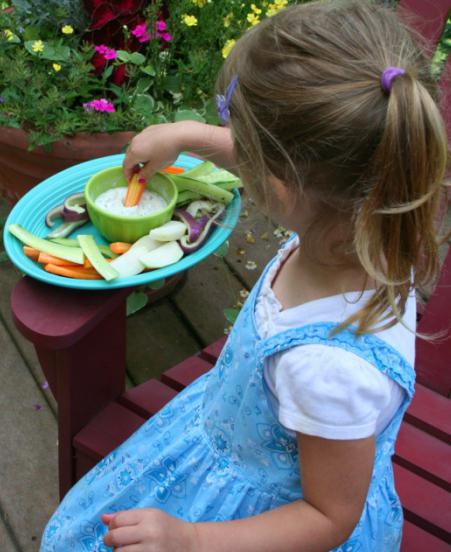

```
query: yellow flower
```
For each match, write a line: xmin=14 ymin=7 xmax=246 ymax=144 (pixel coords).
xmin=251 ymin=4 xmax=262 ymax=14
xmin=192 ymin=0 xmax=208 ymax=6
xmin=32 ymin=40 xmax=44 ymax=53
xmin=182 ymin=14 xmax=198 ymax=27
xmin=4 ymin=29 xmax=14 ymax=41
xmin=266 ymin=0 xmax=288 ymax=17
xmin=222 ymin=39 xmax=236 ymax=59
xmin=53 ymin=63 xmax=62 ymax=72
xmin=61 ymin=25 xmax=74 ymax=35
xmin=247 ymin=12 xmax=260 ymax=26
xmin=223 ymin=13 xmax=233 ymax=27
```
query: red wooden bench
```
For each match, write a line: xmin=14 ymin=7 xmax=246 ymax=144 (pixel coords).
xmin=9 ymin=1 xmax=451 ymax=550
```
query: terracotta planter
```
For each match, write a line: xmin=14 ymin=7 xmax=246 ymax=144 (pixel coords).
xmin=0 ymin=127 xmax=135 ymax=204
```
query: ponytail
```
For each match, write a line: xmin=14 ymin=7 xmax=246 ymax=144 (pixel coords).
xmin=348 ymin=73 xmax=449 ymax=334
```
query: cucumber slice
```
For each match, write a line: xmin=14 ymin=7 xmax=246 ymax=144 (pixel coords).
xmin=170 ymin=174 xmax=234 ymax=204
xmin=49 ymin=237 xmax=117 ymax=259
xmin=77 ymin=235 xmax=119 ymax=281
xmin=8 ymin=224 xmax=84 ymax=264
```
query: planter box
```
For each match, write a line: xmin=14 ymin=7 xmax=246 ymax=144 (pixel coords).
xmin=0 ymin=127 xmax=134 ymax=204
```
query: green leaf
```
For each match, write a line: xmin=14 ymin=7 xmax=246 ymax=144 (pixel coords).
xmin=136 ymin=77 xmax=153 ymax=94
xmin=147 ymin=279 xmax=165 ymax=290
xmin=126 ymin=291 xmax=149 ymax=316
xmin=129 ymin=52 xmax=146 ymax=65
xmin=141 ymin=65 xmax=156 ymax=76
xmin=117 ymin=50 xmax=131 ymax=63
xmin=174 ymin=109 xmax=206 ymax=123
xmin=214 ymin=240 xmax=229 ymax=258
xmin=133 ymin=94 xmax=155 ymax=116
xmin=102 ymin=65 xmax=114 ymax=80
xmin=223 ymin=307 xmax=240 ymax=324
xmin=24 ymin=41 xmax=70 ymax=61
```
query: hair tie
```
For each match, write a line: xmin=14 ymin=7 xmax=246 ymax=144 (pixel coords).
xmin=216 ymin=75 xmax=238 ymax=123
xmin=381 ymin=67 xmax=406 ymax=94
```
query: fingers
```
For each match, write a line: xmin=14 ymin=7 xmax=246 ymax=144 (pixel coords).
xmin=103 ymin=526 xmax=140 ymax=548
xmin=114 ymin=546 xmax=142 ymax=552
xmin=103 ymin=509 xmax=143 ymax=529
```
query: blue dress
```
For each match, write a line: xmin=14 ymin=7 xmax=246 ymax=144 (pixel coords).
xmin=41 ymin=245 xmax=415 ymax=551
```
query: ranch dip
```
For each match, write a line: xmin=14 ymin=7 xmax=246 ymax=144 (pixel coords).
xmin=95 ymin=187 xmax=167 ymax=217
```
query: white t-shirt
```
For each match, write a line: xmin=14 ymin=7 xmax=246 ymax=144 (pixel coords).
xmin=256 ymin=237 xmax=415 ymax=440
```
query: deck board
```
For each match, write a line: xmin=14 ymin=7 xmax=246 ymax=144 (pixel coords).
xmin=0 ymin=317 xmax=58 ymax=552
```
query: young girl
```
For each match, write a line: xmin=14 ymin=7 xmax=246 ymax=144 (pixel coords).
xmin=41 ymin=1 xmax=448 ymax=550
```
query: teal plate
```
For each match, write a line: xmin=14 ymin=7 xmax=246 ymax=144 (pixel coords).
xmin=3 ymin=153 xmax=241 ymax=290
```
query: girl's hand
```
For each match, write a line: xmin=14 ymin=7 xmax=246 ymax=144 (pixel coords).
xmin=102 ymin=508 xmax=199 ymax=552
xmin=123 ymin=121 xmax=199 ymax=182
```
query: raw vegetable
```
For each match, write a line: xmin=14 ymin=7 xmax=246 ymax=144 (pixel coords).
xmin=174 ymin=209 xmax=209 ymax=242
xmin=170 ymin=174 xmax=234 ymax=204
xmin=176 ymin=190 xmax=202 ymax=206
xmin=49 ymin=238 xmax=117 ymax=259
xmin=77 ymin=235 xmax=119 ymax=281
xmin=45 ymin=204 xmax=65 ymax=227
xmin=23 ymin=246 xmax=40 ymax=260
xmin=9 ymin=224 xmax=84 ymax=264
xmin=37 ymin=252 xmax=81 ymax=267
xmin=140 ymin=241 xmax=184 ymax=269
xmin=179 ymin=205 xmax=226 ymax=253
xmin=64 ymin=192 xmax=86 ymax=215
xmin=47 ymin=220 xmax=87 ymax=239
xmin=46 ymin=192 xmax=89 ymax=227
xmin=44 ymin=264 xmax=102 ymax=280
xmin=109 ymin=235 xmax=160 ymax=278
xmin=149 ymin=221 xmax=187 ymax=242
xmin=109 ymin=242 xmax=132 ymax=255
xmin=182 ymin=162 xmax=240 ymax=186
xmin=124 ymin=173 xmax=146 ymax=207
xmin=162 ymin=166 xmax=185 ymax=175
xmin=186 ymin=200 xmax=221 ymax=219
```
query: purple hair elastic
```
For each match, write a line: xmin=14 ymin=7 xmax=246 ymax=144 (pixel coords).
xmin=381 ymin=67 xmax=406 ymax=93
xmin=216 ymin=75 xmax=238 ymax=123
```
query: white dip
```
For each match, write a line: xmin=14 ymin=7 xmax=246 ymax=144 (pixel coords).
xmin=95 ymin=187 xmax=167 ymax=217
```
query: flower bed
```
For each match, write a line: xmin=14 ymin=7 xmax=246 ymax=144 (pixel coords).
xmin=0 ymin=0 xmax=297 ymax=148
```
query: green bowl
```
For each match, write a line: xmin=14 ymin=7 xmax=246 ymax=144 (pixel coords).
xmin=85 ymin=166 xmax=178 ymax=243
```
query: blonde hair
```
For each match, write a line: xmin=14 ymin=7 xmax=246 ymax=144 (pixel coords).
xmin=217 ymin=0 xmax=449 ymax=335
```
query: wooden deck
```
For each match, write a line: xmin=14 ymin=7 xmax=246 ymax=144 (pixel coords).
xmin=1 ymin=195 xmax=449 ymax=552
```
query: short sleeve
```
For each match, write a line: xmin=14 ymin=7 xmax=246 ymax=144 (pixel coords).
xmin=267 ymin=344 xmax=397 ymax=439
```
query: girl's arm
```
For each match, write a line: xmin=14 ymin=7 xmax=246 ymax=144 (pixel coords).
xmin=123 ymin=121 xmax=236 ymax=181
xmin=103 ymin=433 xmax=375 ymax=552
xmin=195 ymin=433 xmax=375 ymax=552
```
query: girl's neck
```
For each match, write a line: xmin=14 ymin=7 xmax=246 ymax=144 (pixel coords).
xmin=272 ymin=239 xmax=374 ymax=311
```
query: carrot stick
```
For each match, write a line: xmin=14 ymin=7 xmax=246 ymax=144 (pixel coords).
xmin=23 ymin=246 xmax=40 ymax=261
xmin=44 ymin=263 xmax=103 ymax=280
xmin=124 ymin=174 xmax=146 ymax=207
xmin=109 ymin=242 xmax=132 ymax=255
xmin=37 ymin=252 xmax=82 ymax=267
xmin=162 ymin=166 xmax=185 ymax=175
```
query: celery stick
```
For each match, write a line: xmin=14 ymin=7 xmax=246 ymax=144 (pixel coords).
xmin=9 ymin=224 xmax=84 ymax=264
xmin=176 ymin=190 xmax=202 ymax=205
xmin=170 ymin=175 xmax=234 ymax=204
xmin=214 ymin=180 xmax=243 ymax=191
xmin=77 ymin=235 xmax=119 ymax=281
xmin=183 ymin=161 xmax=216 ymax=179
xmin=50 ymin=237 xmax=117 ymax=258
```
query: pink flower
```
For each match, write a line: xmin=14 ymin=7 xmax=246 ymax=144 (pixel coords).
xmin=83 ymin=98 xmax=116 ymax=113
xmin=159 ymin=31 xmax=172 ymax=42
xmin=95 ymin=44 xmax=118 ymax=60
xmin=131 ymin=22 xmax=150 ymax=43
xmin=156 ymin=20 xmax=167 ymax=31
